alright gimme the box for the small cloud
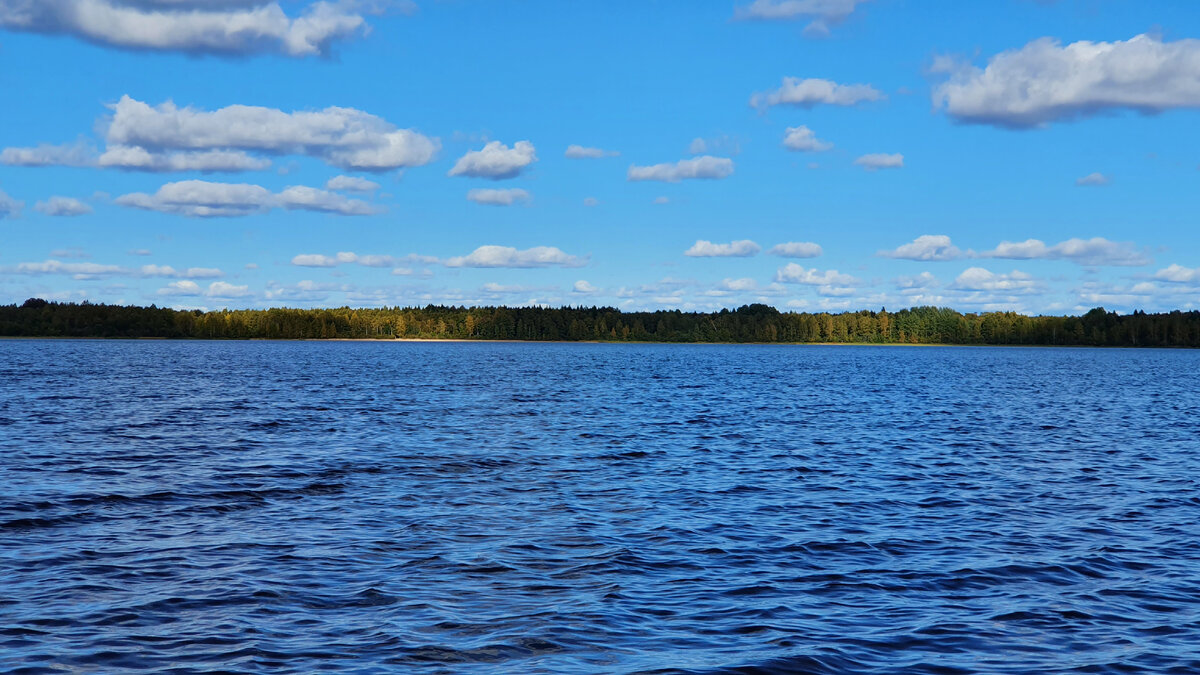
[854,153,904,170]
[768,242,823,258]
[880,235,963,261]
[751,77,885,110]
[782,125,833,152]
[128,249,152,256]
[35,196,92,217]
[628,156,734,182]
[1075,172,1110,186]
[685,240,760,257]
[653,196,671,205]
[466,188,531,206]
[564,144,618,159]
[326,175,381,192]
[444,245,586,268]
[0,188,24,219]
[449,140,537,180]
[583,197,599,207]
[573,280,598,294]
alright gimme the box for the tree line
[2,298,1199,347]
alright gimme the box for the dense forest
[3,298,1200,347]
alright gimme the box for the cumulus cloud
[684,239,761,257]
[880,234,963,261]
[775,263,858,286]
[719,277,758,291]
[896,271,939,289]
[444,245,585,269]
[854,153,903,170]
[140,264,222,278]
[291,251,436,269]
[11,260,123,279]
[582,197,599,207]
[325,175,380,192]
[6,97,438,173]
[205,281,252,298]
[573,280,598,294]
[628,156,734,182]
[448,141,536,180]
[932,34,1200,128]
[1076,172,1110,186]
[750,77,884,110]
[103,96,437,171]
[782,125,833,152]
[768,241,822,258]
[1154,264,1200,283]
[466,188,531,206]
[157,280,202,296]
[951,267,1039,293]
[981,237,1149,266]
[98,146,271,172]
[116,180,377,217]
[1,141,95,167]
[564,144,618,159]
[34,196,93,216]
[735,0,866,20]
[0,0,396,58]
[0,188,24,218]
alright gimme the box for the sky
[2,0,1200,315]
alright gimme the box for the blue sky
[2,0,1199,314]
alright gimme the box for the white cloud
[466,188,531,206]
[688,138,708,154]
[775,263,858,286]
[734,0,869,36]
[115,180,376,217]
[140,264,222,279]
[290,249,427,267]
[448,140,536,180]
[932,34,1200,128]
[0,188,25,218]
[277,185,378,215]
[583,197,599,207]
[445,245,585,269]
[896,271,939,289]
[0,0,393,57]
[750,77,884,110]
[325,175,381,192]
[12,260,123,279]
[98,146,271,172]
[564,144,618,159]
[157,280,201,296]
[573,280,598,294]
[684,239,760,257]
[768,241,822,258]
[1076,172,1110,186]
[1,141,94,167]
[782,125,833,152]
[206,281,251,298]
[880,234,962,261]
[854,153,903,170]
[720,277,758,291]
[1154,264,1200,283]
[981,237,1149,266]
[653,196,670,205]
[96,96,437,172]
[628,156,734,182]
[952,267,1039,293]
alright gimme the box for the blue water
[1,341,1199,674]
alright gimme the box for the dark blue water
[2,341,1199,674]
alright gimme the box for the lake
[1,341,1198,673]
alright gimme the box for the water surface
[2,341,1198,673]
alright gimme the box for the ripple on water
[1,341,1199,674]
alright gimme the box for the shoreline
[0,336,1190,349]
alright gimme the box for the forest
[3,298,1200,347]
